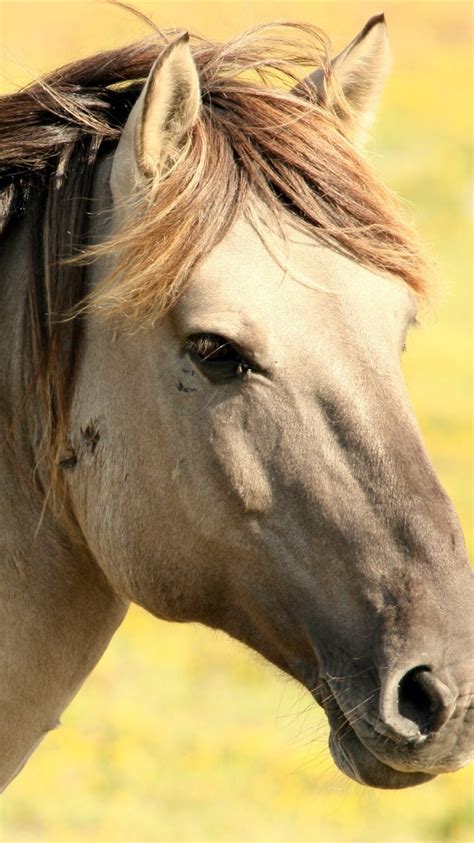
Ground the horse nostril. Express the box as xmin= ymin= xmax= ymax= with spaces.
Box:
xmin=398 ymin=666 xmax=455 ymax=735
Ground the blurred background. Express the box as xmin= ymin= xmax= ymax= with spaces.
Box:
xmin=1 ymin=2 xmax=472 ymax=841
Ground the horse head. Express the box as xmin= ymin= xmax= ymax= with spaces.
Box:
xmin=64 ymin=17 xmax=473 ymax=788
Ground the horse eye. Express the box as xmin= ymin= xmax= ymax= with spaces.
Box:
xmin=184 ymin=333 xmax=251 ymax=381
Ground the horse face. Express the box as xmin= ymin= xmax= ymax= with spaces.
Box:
xmin=67 ymin=19 xmax=473 ymax=789
xmin=68 ymin=210 xmax=473 ymax=789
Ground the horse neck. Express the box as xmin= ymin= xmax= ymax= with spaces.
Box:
xmin=0 ymin=181 xmax=126 ymax=792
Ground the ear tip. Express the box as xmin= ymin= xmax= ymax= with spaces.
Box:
xmin=365 ymin=12 xmax=387 ymax=33
xmin=168 ymin=31 xmax=192 ymax=56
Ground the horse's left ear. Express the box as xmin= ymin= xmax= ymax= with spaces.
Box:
xmin=297 ymin=13 xmax=391 ymax=143
xmin=111 ymin=33 xmax=200 ymax=202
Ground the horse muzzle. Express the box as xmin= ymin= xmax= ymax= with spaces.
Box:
xmin=313 ymin=663 xmax=474 ymax=789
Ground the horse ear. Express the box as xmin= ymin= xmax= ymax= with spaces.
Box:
xmin=298 ymin=14 xmax=391 ymax=143
xmin=111 ymin=33 xmax=200 ymax=200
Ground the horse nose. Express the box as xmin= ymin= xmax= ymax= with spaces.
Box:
xmin=380 ymin=665 xmax=457 ymax=740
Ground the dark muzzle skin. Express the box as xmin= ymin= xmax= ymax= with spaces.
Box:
xmin=313 ymin=642 xmax=474 ymax=789
xmin=304 ymin=513 xmax=474 ymax=789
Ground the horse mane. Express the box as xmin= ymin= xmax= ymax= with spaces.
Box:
xmin=0 ymin=19 xmax=431 ymax=474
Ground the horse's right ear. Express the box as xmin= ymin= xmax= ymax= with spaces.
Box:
xmin=295 ymin=14 xmax=391 ymax=144
xmin=111 ymin=33 xmax=200 ymax=202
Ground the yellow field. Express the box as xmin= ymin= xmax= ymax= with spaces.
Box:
xmin=1 ymin=2 xmax=473 ymax=842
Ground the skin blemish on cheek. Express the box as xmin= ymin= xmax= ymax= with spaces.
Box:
xmin=177 ymin=380 xmax=197 ymax=393
xmin=80 ymin=420 xmax=102 ymax=453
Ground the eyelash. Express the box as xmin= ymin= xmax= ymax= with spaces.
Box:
xmin=184 ymin=333 xmax=254 ymax=381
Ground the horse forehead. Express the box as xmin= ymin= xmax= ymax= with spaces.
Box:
xmin=198 ymin=214 xmax=328 ymax=285
xmin=194 ymin=215 xmax=414 ymax=325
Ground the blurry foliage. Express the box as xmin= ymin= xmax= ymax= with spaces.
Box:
xmin=1 ymin=2 xmax=473 ymax=841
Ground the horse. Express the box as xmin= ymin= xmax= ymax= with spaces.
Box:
xmin=0 ymin=13 xmax=472 ymax=792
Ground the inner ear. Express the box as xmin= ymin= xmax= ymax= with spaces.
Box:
xmin=137 ymin=33 xmax=201 ymax=178
xmin=110 ymin=33 xmax=200 ymax=203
